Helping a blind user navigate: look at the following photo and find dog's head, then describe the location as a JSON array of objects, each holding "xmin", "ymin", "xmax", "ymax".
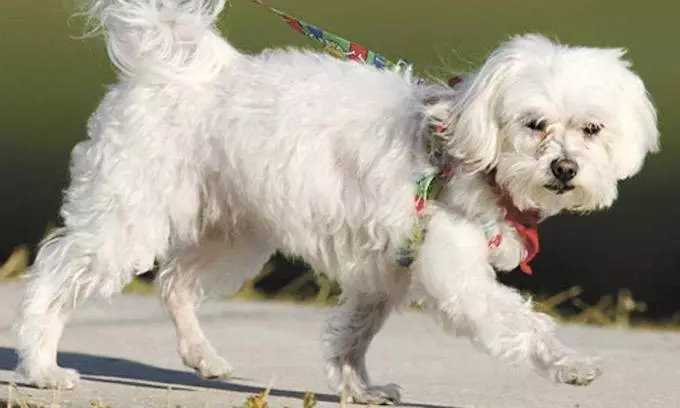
[{"xmin": 440, "ymin": 34, "xmax": 659, "ymax": 216}]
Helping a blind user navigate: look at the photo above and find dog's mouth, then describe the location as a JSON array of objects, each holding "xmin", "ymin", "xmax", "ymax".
[{"xmin": 544, "ymin": 181, "xmax": 575, "ymax": 195}]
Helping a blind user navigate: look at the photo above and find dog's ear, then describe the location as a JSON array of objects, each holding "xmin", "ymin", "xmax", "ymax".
[
  {"xmin": 604, "ymin": 49, "xmax": 660, "ymax": 179},
  {"xmin": 434, "ymin": 38, "xmax": 533, "ymax": 173}
]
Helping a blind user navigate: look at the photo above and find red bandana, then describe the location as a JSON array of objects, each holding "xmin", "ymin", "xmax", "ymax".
[{"xmin": 498, "ymin": 194, "xmax": 542, "ymax": 275}]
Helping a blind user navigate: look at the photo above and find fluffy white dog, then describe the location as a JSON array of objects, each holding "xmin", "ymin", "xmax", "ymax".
[{"xmin": 15, "ymin": 0, "xmax": 659, "ymax": 403}]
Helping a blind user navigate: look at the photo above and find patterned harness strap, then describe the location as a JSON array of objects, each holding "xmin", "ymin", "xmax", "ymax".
[{"xmin": 396, "ymin": 118, "xmax": 455, "ymax": 267}]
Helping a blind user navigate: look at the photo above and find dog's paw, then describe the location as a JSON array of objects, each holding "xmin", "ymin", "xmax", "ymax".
[
  {"xmin": 346, "ymin": 384, "xmax": 402, "ymax": 405},
  {"xmin": 19, "ymin": 365, "xmax": 80, "ymax": 390},
  {"xmin": 551, "ymin": 355, "xmax": 602, "ymax": 386},
  {"xmin": 180, "ymin": 341, "xmax": 233, "ymax": 380},
  {"xmin": 195, "ymin": 354, "xmax": 233, "ymax": 380}
]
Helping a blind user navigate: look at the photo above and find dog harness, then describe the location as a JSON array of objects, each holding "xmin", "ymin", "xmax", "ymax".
[
  {"xmin": 393, "ymin": 113, "xmax": 541, "ymax": 275},
  {"xmin": 395, "ymin": 118, "xmax": 454, "ymax": 267},
  {"xmin": 254, "ymin": 2, "xmax": 541, "ymax": 274}
]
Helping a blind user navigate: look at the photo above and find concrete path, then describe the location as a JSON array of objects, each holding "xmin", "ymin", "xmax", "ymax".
[{"xmin": 1, "ymin": 281, "xmax": 679, "ymax": 408}]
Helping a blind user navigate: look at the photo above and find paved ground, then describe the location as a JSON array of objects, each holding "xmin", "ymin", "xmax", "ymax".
[{"xmin": 1, "ymin": 282, "xmax": 679, "ymax": 408}]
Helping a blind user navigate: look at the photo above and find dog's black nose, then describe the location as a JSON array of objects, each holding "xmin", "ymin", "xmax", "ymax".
[{"xmin": 550, "ymin": 158, "xmax": 578, "ymax": 182}]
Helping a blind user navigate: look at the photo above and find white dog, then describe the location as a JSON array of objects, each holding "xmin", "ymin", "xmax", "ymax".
[{"xmin": 15, "ymin": 0, "xmax": 659, "ymax": 403}]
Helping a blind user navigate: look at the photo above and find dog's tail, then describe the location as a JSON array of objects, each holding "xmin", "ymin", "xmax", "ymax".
[{"xmin": 80, "ymin": 0, "xmax": 237, "ymax": 81}]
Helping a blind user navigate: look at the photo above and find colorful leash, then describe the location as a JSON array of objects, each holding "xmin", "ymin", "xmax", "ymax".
[{"xmin": 249, "ymin": 0, "xmax": 414, "ymax": 74}]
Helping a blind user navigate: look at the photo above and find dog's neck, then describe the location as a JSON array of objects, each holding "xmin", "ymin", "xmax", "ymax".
[
  {"xmin": 483, "ymin": 169, "xmax": 543, "ymax": 226},
  {"xmin": 440, "ymin": 171, "xmax": 535, "ymax": 223},
  {"xmin": 440, "ymin": 170, "xmax": 543, "ymax": 274}
]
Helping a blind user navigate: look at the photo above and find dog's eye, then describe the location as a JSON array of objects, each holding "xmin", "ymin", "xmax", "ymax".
[
  {"xmin": 583, "ymin": 123, "xmax": 603, "ymax": 136},
  {"xmin": 525, "ymin": 119, "xmax": 547, "ymax": 132}
]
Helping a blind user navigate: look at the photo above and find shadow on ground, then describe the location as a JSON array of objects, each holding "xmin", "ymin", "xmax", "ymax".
[{"xmin": 0, "ymin": 347, "xmax": 456, "ymax": 408}]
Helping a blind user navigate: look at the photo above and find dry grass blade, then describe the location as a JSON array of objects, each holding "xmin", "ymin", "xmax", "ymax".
[
  {"xmin": 0, "ymin": 246, "xmax": 29, "ymax": 280},
  {"xmin": 243, "ymin": 375, "xmax": 276, "ymax": 408},
  {"xmin": 616, "ymin": 288, "xmax": 647, "ymax": 327},
  {"xmin": 565, "ymin": 289, "xmax": 648, "ymax": 327},
  {"xmin": 278, "ymin": 271, "xmax": 315, "ymax": 298},
  {"xmin": 242, "ymin": 391, "xmax": 270, "ymax": 408},
  {"xmin": 534, "ymin": 286, "xmax": 582, "ymax": 313},
  {"xmin": 571, "ymin": 297, "xmax": 614, "ymax": 325},
  {"xmin": 302, "ymin": 392, "xmax": 316, "ymax": 408},
  {"xmin": 530, "ymin": 286, "xmax": 660, "ymax": 329},
  {"xmin": 314, "ymin": 274, "xmax": 333, "ymax": 304}
]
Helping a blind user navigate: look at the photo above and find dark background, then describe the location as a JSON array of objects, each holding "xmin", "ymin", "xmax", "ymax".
[{"xmin": 1, "ymin": 0, "xmax": 678, "ymax": 319}]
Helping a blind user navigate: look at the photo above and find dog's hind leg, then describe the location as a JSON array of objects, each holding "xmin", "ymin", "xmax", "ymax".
[
  {"xmin": 14, "ymin": 229, "xmax": 92, "ymax": 389},
  {"xmin": 323, "ymin": 272, "xmax": 410, "ymax": 405},
  {"xmin": 15, "ymin": 135, "xmax": 189, "ymax": 388},
  {"xmin": 156, "ymin": 231, "xmax": 273, "ymax": 379},
  {"xmin": 15, "ymin": 222, "xmax": 167, "ymax": 389}
]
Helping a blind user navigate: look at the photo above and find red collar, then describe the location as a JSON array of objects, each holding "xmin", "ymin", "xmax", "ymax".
[
  {"xmin": 498, "ymin": 194, "xmax": 541, "ymax": 275},
  {"xmin": 488, "ymin": 172, "xmax": 542, "ymax": 275}
]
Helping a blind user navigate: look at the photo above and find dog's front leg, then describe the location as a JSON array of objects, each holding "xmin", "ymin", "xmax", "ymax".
[{"xmin": 415, "ymin": 209, "xmax": 601, "ymax": 386}]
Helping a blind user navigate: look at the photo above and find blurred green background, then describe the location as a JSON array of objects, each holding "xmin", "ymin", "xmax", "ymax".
[{"xmin": 0, "ymin": 0, "xmax": 678, "ymax": 319}]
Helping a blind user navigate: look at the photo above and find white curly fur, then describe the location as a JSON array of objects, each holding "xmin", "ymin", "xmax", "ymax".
[{"xmin": 15, "ymin": 0, "xmax": 659, "ymax": 402}]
